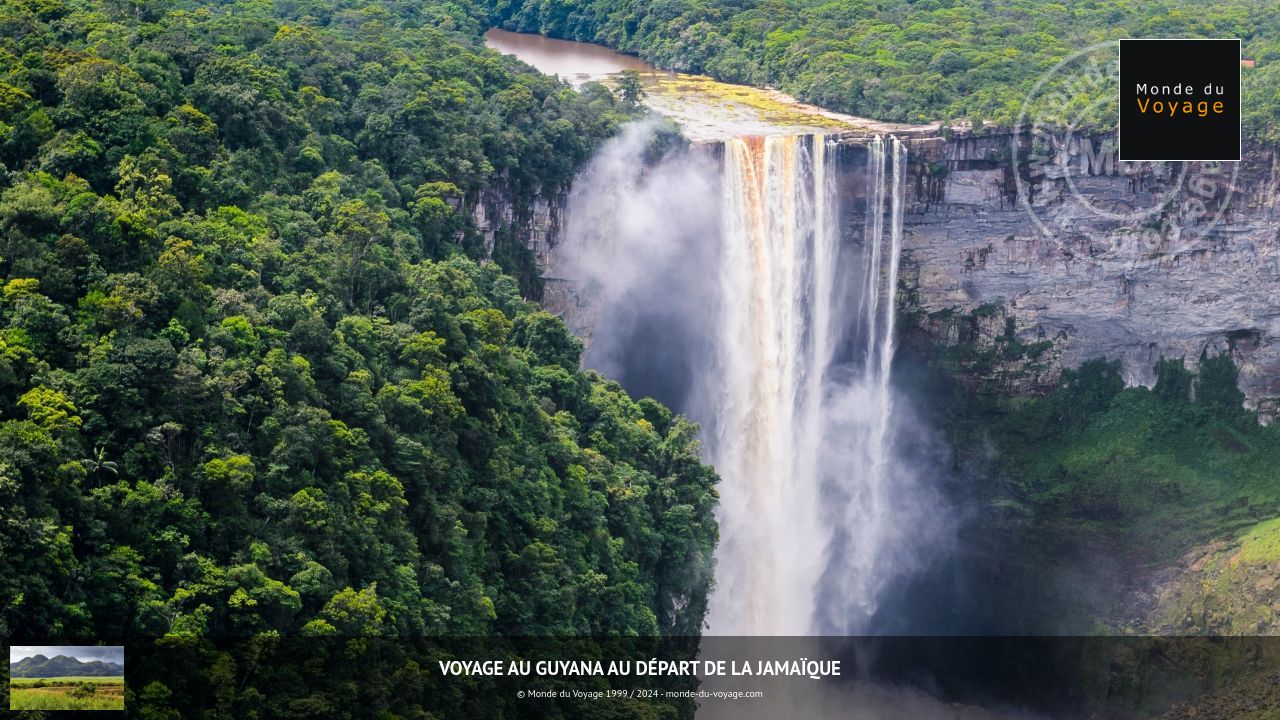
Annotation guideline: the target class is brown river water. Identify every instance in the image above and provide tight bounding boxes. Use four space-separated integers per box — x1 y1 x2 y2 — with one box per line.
484 29 655 85
484 29 933 141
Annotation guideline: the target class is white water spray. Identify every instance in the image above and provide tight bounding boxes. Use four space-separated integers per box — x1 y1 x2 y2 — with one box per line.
706 134 907 635
555 125 920 636
815 135 911 634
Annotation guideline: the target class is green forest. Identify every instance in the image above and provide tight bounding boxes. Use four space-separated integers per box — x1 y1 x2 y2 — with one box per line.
487 0 1280 140
0 0 719 644
917 317 1280 632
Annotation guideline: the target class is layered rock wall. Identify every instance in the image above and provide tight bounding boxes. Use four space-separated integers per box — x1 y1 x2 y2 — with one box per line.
876 132 1280 418
532 129 1280 418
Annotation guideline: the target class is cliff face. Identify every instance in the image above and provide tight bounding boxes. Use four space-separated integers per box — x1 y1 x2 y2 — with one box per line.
533 129 1280 418
471 185 564 269
877 132 1280 419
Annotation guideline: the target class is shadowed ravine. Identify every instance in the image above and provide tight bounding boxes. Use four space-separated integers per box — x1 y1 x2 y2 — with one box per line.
552 120 947 636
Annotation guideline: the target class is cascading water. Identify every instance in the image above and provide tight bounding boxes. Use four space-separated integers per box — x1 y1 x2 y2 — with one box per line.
555 124 922 637
812 134 910 635
706 135 835 635
706 134 908 635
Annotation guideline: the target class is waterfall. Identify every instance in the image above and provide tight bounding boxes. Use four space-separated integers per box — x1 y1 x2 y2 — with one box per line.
555 124 916 636
706 134 908 635
815 134 910 634
707 135 830 635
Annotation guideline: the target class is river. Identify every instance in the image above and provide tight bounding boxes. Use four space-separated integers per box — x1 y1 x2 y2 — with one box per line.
484 29 933 142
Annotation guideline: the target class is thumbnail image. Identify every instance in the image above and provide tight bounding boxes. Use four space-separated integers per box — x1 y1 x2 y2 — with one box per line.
8 646 124 711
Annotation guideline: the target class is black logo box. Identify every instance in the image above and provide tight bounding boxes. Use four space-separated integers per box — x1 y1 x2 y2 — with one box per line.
1119 38 1241 162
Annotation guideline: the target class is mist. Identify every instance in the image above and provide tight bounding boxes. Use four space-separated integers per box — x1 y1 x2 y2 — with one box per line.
551 120 722 414
552 121 954 637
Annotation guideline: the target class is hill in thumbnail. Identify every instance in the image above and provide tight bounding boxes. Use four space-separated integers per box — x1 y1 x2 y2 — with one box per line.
10 654 123 678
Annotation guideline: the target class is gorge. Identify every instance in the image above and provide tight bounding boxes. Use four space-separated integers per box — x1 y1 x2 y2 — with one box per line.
486 30 1280 639
489 32 954 635
483 31 1280 422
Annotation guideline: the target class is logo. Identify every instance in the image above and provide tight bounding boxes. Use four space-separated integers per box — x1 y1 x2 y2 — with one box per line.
1119 39 1241 162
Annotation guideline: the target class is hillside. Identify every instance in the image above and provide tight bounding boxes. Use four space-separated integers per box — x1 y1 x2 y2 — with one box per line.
486 0 1280 140
0 0 718 642
10 654 124 677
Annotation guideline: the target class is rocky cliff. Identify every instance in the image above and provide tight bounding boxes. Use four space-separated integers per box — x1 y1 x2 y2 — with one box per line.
851 131 1280 420
471 184 564 270
531 129 1280 419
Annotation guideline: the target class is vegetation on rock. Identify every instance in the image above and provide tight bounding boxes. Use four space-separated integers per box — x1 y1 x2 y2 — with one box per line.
926 345 1280 632
1144 516 1280 635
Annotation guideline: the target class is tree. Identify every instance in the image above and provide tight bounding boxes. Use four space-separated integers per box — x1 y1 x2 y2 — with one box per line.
331 200 390 310
1154 357 1194 403
319 585 385 634
1197 352 1247 420
18 386 82 434
616 70 646 109
82 444 119 479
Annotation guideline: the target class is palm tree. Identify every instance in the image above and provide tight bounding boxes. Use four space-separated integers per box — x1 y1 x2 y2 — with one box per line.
82 445 119 479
